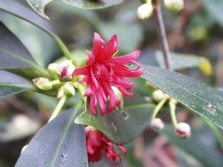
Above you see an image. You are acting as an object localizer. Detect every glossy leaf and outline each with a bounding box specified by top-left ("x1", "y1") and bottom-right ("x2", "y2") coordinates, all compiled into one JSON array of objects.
[
  {"x1": 27, "y1": 0, "x2": 123, "y2": 19},
  {"x1": 157, "y1": 125, "x2": 223, "y2": 167},
  {"x1": 75, "y1": 92, "x2": 155, "y2": 144},
  {"x1": 15, "y1": 107, "x2": 88, "y2": 167},
  {"x1": 203, "y1": 0, "x2": 223, "y2": 27},
  {"x1": 156, "y1": 51, "x2": 212, "y2": 76},
  {"x1": 0, "y1": 22, "x2": 36, "y2": 69},
  {"x1": 0, "y1": 0, "x2": 52, "y2": 32},
  {"x1": 62, "y1": 0, "x2": 123, "y2": 9},
  {"x1": 141, "y1": 65, "x2": 223, "y2": 129},
  {"x1": 0, "y1": 70, "x2": 34, "y2": 100}
]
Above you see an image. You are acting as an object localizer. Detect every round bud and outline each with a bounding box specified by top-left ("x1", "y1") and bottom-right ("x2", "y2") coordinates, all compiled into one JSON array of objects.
[
  {"x1": 164, "y1": 0, "x2": 184, "y2": 13},
  {"x1": 175, "y1": 122, "x2": 191, "y2": 138},
  {"x1": 152, "y1": 89, "x2": 165, "y2": 102},
  {"x1": 137, "y1": 3, "x2": 153, "y2": 20},
  {"x1": 58, "y1": 60, "x2": 75, "y2": 81},
  {"x1": 57, "y1": 82, "x2": 75, "y2": 98},
  {"x1": 33, "y1": 77, "x2": 52, "y2": 90},
  {"x1": 47, "y1": 63, "x2": 60, "y2": 76},
  {"x1": 151, "y1": 118, "x2": 164, "y2": 129}
]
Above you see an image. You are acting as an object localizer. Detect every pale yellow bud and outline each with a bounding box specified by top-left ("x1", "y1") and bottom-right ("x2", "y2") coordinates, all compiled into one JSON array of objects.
[
  {"x1": 33, "y1": 77, "x2": 52, "y2": 90},
  {"x1": 137, "y1": 3, "x2": 153, "y2": 20},
  {"x1": 164, "y1": 0, "x2": 184, "y2": 13}
]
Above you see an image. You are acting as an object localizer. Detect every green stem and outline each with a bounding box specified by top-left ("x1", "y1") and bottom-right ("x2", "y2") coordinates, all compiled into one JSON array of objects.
[
  {"x1": 50, "y1": 33, "x2": 72, "y2": 60},
  {"x1": 50, "y1": 79, "x2": 60, "y2": 86},
  {"x1": 151, "y1": 98, "x2": 167, "y2": 121},
  {"x1": 48, "y1": 96, "x2": 67, "y2": 122},
  {"x1": 204, "y1": 119, "x2": 223, "y2": 150},
  {"x1": 169, "y1": 98, "x2": 178, "y2": 127}
]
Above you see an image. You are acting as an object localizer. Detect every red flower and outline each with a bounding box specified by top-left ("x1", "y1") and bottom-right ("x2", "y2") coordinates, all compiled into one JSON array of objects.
[
  {"x1": 72, "y1": 33, "x2": 144, "y2": 115},
  {"x1": 85, "y1": 126, "x2": 126, "y2": 162}
]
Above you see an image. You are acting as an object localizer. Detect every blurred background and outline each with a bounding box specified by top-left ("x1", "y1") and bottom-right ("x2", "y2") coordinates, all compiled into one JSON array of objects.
[{"x1": 0, "y1": 0, "x2": 223, "y2": 166}]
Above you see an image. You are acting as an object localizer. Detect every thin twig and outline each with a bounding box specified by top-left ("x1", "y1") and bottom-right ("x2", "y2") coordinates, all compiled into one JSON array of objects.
[{"x1": 153, "y1": 0, "x2": 172, "y2": 70}]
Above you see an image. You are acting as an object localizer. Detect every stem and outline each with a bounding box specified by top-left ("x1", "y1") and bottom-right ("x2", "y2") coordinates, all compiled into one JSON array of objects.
[
  {"x1": 50, "y1": 79, "x2": 60, "y2": 86},
  {"x1": 50, "y1": 33, "x2": 72, "y2": 60},
  {"x1": 169, "y1": 98, "x2": 178, "y2": 127},
  {"x1": 204, "y1": 119, "x2": 223, "y2": 150},
  {"x1": 153, "y1": 0, "x2": 172, "y2": 70},
  {"x1": 151, "y1": 98, "x2": 167, "y2": 121},
  {"x1": 48, "y1": 96, "x2": 67, "y2": 122}
]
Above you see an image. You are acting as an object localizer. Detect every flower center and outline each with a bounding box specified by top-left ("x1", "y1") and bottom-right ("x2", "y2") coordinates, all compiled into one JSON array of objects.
[{"x1": 93, "y1": 63, "x2": 109, "y2": 79}]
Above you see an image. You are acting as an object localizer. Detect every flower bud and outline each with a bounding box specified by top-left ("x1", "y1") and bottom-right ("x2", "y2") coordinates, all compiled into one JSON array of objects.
[
  {"x1": 137, "y1": 3, "x2": 153, "y2": 20},
  {"x1": 33, "y1": 77, "x2": 52, "y2": 90},
  {"x1": 175, "y1": 122, "x2": 191, "y2": 138},
  {"x1": 164, "y1": 0, "x2": 184, "y2": 13},
  {"x1": 21, "y1": 145, "x2": 28, "y2": 154},
  {"x1": 47, "y1": 63, "x2": 60, "y2": 76},
  {"x1": 152, "y1": 89, "x2": 165, "y2": 102},
  {"x1": 58, "y1": 60, "x2": 75, "y2": 81},
  {"x1": 145, "y1": 81, "x2": 157, "y2": 89},
  {"x1": 57, "y1": 82, "x2": 75, "y2": 98},
  {"x1": 151, "y1": 118, "x2": 164, "y2": 129}
]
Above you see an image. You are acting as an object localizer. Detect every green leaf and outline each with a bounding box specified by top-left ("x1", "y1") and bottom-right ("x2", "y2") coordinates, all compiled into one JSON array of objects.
[
  {"x1": 75, "y1": 92, "x2": 155, "y2": 144},
  {"x1": 62, "y1": 0, "x2": 123, "y2": 9},
  {"x1": 0, "y1": 70, "x2": 34, "y2": 100},
  {"x1": 158, "y1": 125, "x2": 223, "y2": 167},
  {"x1": 203, "y1": 0, "x2": 223, "y2": 27},
  {"x1": 156, "y1": 51, "x2": 212, "y2": 76},
  {"x1": 15, "y1": 107, "x2": 88, "y2": 167},
  {"x1": 0, "y1": 22, "x2": 36, "y2": 69},
  {"x1": 141, "y1": 65, "x2": 223, "y2": 129},
  {"x1": 27, "y1": 0, "x2": 123, "y2": 19},
  {"x1": 0, "y1": 0, "x2": 71, "y2": 60}
]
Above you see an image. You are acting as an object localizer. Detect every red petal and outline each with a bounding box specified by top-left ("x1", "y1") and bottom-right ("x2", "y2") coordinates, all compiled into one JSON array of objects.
[
  {"x1": 118, "y1": 145, "x2": 127, "y2": 156},
  {"x1": 72, "y1": 67, "x2": 89, "y2": 77},
  {"x1": 92, "y1": 33, "x2": 106, "y2": 59},
  {"x1": 86, "y1": 51, "x2": 95, "y2": 66},
  {"x1": 103, "y1": 34, "x2": 119, "y2": 59},
  {"x1": 114, "y1": 50, "x2": 141, "y2": 63}
]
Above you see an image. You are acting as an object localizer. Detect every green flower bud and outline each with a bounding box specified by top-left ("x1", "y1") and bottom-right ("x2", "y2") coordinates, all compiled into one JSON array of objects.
[
  {"x1": 47, "y1": 63, "x2": 60, "y2": 77},
  {"x1": 57, "y1": 82, "x2": 75, "y2": 98},
  {"x1": 137, "y1": 3, "x2": 153, "y2": 20},
  {"x1": 33, "y1": 77, "x2": 52, "y2": 90},
  {"x1": 164, "y1": 0, "x2": 184, "y2": 13}
]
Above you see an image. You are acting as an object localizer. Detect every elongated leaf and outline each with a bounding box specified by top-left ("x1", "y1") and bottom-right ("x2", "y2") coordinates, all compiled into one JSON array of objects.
[
  {"x1": 75, "y1": 92, "x2": 155, "y2": 144},
  {"x1": 0, "y1": 22, "x2": 36, "y2": 69},
  {"x1": 0, "y1": 0, "x2": 52, "y2": 31},
  {"x1": 156, "y1": 51, "x2": 212, "y2": 76},
  {"x1": 27, "y1": 0, "x2": 123, "y2": 19},
  {"x1": 62, "y1": 0, "x2": 123, "y2": 9},
  {"x1": 158, "y1": 125, "x2": 223, "y2": 167},
  {"x1": 15, "y1": 107, "x2": 88, "y2": 167},
  {"x1": 141, "y1": 65, "x2": 223, "y2": 129},
  {"x1": 0, "y1": 70, "x2": 33, "y2": 99}
]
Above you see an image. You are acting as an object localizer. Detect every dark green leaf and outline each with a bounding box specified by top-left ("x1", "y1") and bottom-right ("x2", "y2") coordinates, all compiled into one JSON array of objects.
[
  {"x1": 0, "y1": 22, "x2": 36, "y2": 69},
  {"x1": 156, "y1": 51, "x2": 212, "y2": 76},
  {"x1": 141, "y1": 65, "x2": 223, "y2": 129},
  {"x1": 75, "y1": 92, "x2": 155, "y2": 144},
  {"x1": 0, "y1": 0, "x2": 52, "y2": 31},
  {"x1": 27, "y1": 0, "x2": 123, "y2": 18},
  {"x1": 15, "y1": 107, "x2": 88, "y2": 167},
  {"x1": 158, "y1": 125, "x2": 223, "y2": 167},
  {"x1": 203, "y1": 0, "x2": 223, "y2": 27},
  {"x1": 62, "y1": 0, "x2": 123, "y2": 9},
  {"x1": 0, "y1": 70, "x2": 34, "y2": 100}
]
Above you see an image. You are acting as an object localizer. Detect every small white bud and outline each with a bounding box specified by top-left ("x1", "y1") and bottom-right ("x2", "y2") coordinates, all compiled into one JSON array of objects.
[
  {"x1": 175, "y1": 122, "x2": 191, "y2": 138},
  {"x1": 58, "y1": 60, "x2": 75, "y2": 81},
  {"x1": 137, "y1": 3, "x2": 153, "y2": 20},
  {"x1": 152, "y1": 89, "x2": 165, "y2": 102},
  {"x1": 151, "y1": 118, "x2": 164, "y2": 129}
]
